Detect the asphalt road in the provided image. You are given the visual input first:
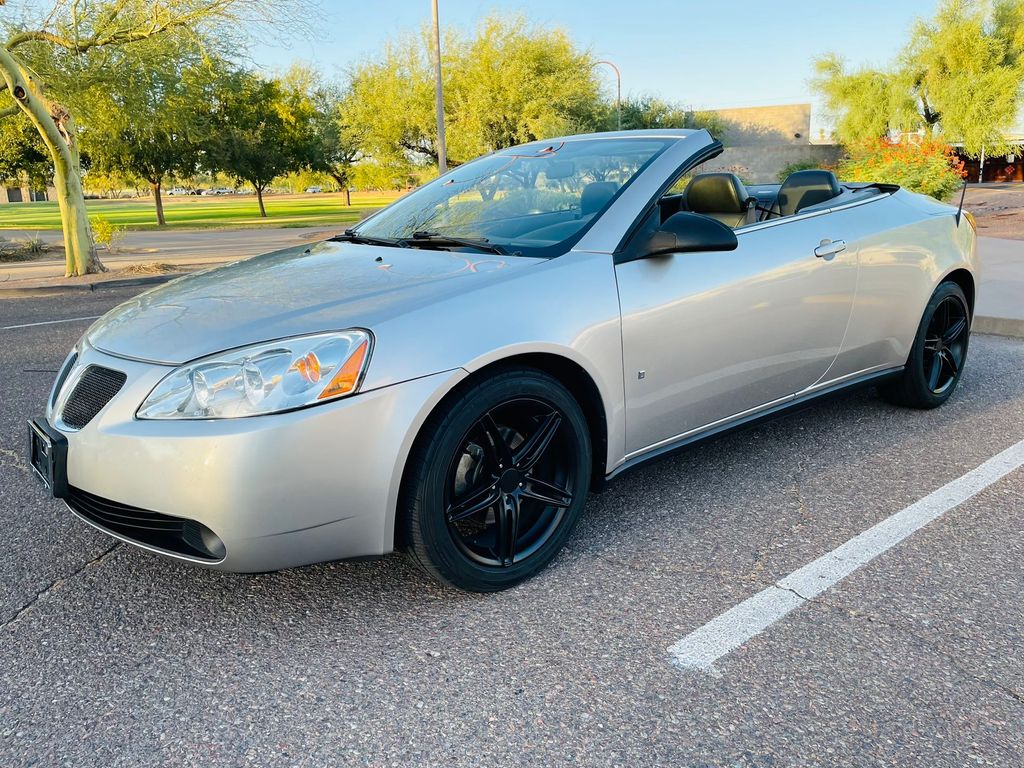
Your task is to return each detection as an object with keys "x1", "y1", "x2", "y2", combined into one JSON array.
[{"x1": 1, "y1": 286, "x2": 1023, "y2": 767}]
